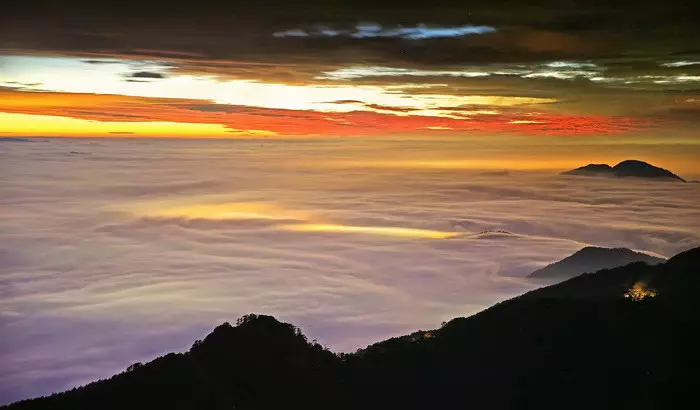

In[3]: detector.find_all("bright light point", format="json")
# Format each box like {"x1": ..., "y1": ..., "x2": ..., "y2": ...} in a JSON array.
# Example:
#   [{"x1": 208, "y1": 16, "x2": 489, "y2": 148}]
[{"x1": 624, "y1": 282, "x2": 657, "y2": 301}]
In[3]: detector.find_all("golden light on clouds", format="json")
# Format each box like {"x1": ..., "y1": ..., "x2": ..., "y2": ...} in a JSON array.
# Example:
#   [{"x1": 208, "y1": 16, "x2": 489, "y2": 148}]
[
  {"x1": 137, "y1": 202, "x2": 313, "y2": 221},
  {"x1": 132, "y1": 201, "x2": 457, "y2": 239},
  {"x1": 282, "y1": 223, "x2": 458, "y2": 239}
]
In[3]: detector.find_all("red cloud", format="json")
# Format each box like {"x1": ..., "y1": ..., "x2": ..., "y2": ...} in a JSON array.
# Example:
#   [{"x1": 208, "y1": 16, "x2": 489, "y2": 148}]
[{"x1": 0, "y1": 89, "x2": 657, "y2": 137}]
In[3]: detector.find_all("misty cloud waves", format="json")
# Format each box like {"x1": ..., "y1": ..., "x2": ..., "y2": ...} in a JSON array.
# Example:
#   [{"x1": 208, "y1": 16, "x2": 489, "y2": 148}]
[{"x1": 1, "y1": 138, "x2": 699, "y2": 404}]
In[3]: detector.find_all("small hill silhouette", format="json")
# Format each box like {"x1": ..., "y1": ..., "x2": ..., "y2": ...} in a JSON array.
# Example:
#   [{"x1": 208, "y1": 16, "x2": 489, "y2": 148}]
[
  {"x1": 563, "y1": 160, "x2": 685, "y2": 181},
  {"x1": 528, "y1": 246, "x2": 666, "y2": 280},
  {"x1": 5, "y1": 247, "x2": 699, "y2": 410}
]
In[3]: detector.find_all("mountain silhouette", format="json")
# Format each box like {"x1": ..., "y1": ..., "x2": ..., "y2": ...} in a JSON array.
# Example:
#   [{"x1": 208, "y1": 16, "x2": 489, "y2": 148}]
[
  {"x1": 563, "y1": 159, "x2": 685, "y2": 181},
  {"x1": 528, "y1": 246, "x2": 666, "y2": 280},
  {"x1": 5, "y1": 247, "x2": 699, "y2": 410}
]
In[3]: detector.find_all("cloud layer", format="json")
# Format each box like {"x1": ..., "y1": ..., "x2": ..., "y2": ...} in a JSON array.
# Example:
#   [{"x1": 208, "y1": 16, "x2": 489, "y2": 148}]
[
  {"x1": 0, "y1": 87, "x2": 662, "y2": 137},
  {"x1": 1, "y1": 138, "x2": 699, "y2": 404}
]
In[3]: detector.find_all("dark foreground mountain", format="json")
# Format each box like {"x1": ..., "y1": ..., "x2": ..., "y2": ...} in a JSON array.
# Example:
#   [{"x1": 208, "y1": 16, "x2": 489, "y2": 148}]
[
  {"x1": 528, "y1": 246, "x2": 666, "y2": 280},
  {"x1": 563, "y1": 159, "x2": 686, "y2": 181},
  {"x1": 6, "y1": 247, "x2": 699, "y2": 410}
]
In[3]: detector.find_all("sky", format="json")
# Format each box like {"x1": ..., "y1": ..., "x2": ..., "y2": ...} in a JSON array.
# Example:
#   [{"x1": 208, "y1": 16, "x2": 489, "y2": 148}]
[
  {"x1": 1, "y1": 1, "x2": 700, "y2": 155},
  {"x1": 1, "y1": 0, "x2": 700, "y2": 405}
]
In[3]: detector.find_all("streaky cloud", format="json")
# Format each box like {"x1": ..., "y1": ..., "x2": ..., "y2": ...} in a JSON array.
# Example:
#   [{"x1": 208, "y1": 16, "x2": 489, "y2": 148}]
[{"x1": 273, "y1": 23, "x2": 496, "y2": 40}]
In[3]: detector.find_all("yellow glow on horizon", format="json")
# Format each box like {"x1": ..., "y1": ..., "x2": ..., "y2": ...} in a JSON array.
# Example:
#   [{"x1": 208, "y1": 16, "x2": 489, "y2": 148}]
[
  {"x1": 0, "y1": 113, "x2": 230, "y2": 137},
  {"x1": 282, "y1": 223, "x2": 458, "y2": 239}
]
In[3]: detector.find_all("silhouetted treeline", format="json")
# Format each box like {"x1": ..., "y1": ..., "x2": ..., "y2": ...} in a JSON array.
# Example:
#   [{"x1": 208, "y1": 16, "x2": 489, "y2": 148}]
[{"x1": 5, "y1": 247, "x2": 699, "y2": 410}]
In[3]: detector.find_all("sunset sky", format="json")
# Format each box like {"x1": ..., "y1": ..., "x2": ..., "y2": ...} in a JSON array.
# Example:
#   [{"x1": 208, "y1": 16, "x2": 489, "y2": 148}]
[
  {"x1": 2, "y1": 2, "x2": 700, "y2": 404},
  {"x1": 2, "y1": 1, "x2": 699, "y2": 146}
]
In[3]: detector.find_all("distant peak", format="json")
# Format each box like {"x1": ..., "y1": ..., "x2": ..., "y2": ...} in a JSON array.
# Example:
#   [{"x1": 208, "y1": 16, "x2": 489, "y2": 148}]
[
  {"x1": 528, "y1": 246, "x2": 666, "y2": 280},
  {"x1": 562, "y1": 159, "x2": 685, "y2": 182}
]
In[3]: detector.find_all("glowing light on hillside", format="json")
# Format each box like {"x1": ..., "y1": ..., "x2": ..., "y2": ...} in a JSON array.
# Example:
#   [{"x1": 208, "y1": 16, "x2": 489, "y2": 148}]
[{"x1": 624, "y1": 282, "x2": 657, "y2": 301}]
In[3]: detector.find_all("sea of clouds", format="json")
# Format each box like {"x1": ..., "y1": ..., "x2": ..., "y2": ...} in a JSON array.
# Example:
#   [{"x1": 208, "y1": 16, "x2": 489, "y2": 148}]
[{"x1": 1, "y1": 137, "x2": 699, "y2": 404}]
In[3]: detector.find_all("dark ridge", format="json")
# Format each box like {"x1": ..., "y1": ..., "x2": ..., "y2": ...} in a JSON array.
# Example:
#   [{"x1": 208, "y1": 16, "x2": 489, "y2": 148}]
[
  {"x1": 528, "y1": 246, "x2": 666, "y2": 280},
  {"x1": 5, "y1": 247, "x2": 699, "y2": 410},
  {"x1": 562, "y1": 159, "x2": 685, "y2": 182},
  {"x1": 666, "y1": 246, "x2": 700, "y2": 266}
]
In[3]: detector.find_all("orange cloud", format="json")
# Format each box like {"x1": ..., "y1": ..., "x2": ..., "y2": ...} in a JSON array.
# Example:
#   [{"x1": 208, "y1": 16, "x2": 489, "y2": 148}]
[{"x1": 0, "y1": 89, "x2": 656, "y2": 137}]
